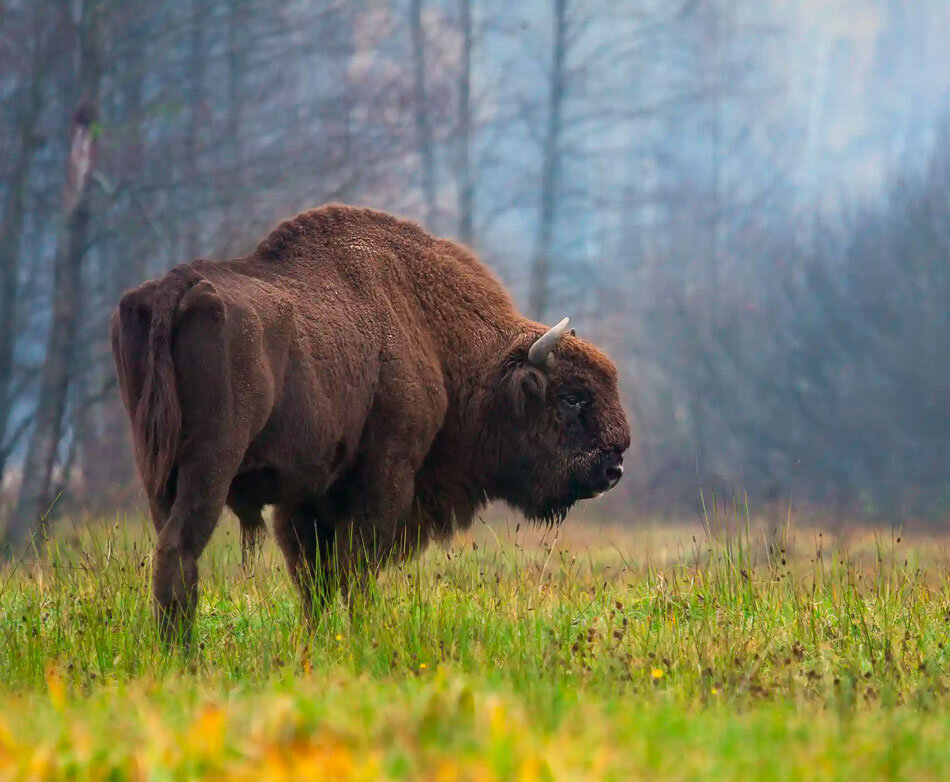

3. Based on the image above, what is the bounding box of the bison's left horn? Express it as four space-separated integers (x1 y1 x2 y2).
528 317 570 368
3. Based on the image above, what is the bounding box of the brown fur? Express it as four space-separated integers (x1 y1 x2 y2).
111 204 630 642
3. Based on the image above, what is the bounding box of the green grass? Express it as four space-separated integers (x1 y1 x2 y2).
3 506 950 779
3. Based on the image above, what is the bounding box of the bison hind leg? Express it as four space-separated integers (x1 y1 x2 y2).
273 503 350 624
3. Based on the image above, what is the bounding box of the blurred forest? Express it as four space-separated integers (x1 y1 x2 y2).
1 0 949 546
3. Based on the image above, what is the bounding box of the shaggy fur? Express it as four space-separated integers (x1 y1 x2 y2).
111 204 630 641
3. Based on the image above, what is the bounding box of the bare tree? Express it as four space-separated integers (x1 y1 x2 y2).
456 0 474 244
182 0 209 260
219 0 249 256
527 0 566 322
7 0 105 549
0 13 51 486
410 0 437 228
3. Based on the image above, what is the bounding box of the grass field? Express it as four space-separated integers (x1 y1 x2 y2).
3 503 950 780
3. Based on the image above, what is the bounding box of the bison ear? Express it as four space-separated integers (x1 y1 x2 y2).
505 365 547 418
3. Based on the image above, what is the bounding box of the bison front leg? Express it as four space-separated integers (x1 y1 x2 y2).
273 504 341 623
329 372 444 607
280 363 444 625
331 452 433 608
276 460 427 626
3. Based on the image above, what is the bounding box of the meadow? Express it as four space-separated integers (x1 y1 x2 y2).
3 501 950 780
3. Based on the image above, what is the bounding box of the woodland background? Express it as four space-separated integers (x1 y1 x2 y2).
1 0 949 547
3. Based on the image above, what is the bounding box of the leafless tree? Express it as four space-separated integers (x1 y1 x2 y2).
9 0 106 548
0 5 57 488
527 0 566 322
456 0 475 244
411 0 437 228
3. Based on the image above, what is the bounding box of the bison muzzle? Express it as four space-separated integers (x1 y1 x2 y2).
111 205 630 643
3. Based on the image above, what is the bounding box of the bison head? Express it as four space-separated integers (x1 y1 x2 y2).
482 317 631 525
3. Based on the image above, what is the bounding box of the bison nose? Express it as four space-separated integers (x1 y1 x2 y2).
605 462 623 490
603 450 624 490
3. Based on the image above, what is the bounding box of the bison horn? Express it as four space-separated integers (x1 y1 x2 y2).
528 317 570 368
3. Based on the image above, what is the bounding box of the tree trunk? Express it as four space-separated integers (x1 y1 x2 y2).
705 0 722 336
77 4 148 503
456 0 474 245
220 0 248 256
0 72 44 486
7 2 104 551
182 0 208 260
410 0 437 229
528 0 566 322
693 0 726 477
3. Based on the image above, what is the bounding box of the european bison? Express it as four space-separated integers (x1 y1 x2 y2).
111 205 630 642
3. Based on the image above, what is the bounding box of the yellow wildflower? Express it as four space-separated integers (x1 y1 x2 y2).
45 664 66 711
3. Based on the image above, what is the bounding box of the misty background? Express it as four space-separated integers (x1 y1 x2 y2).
1 0 949 546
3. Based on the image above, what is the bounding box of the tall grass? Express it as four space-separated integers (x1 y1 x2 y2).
2 502 950 778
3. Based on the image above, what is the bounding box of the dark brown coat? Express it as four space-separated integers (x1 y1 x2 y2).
111 205 629 640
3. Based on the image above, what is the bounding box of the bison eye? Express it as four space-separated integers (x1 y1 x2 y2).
559 393 584 411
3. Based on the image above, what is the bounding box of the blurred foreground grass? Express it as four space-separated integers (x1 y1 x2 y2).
4 504 950 779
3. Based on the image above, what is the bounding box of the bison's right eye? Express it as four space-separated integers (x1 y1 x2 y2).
558 393 585 420
561 394 582 409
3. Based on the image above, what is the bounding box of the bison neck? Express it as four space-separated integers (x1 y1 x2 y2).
414 322 536 537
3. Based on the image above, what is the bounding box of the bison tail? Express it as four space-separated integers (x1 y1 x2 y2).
125 269 203 499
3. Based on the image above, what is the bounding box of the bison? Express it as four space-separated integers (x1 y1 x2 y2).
111 204 630 642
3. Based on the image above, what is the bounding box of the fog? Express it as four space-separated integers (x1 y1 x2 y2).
1 0 948 544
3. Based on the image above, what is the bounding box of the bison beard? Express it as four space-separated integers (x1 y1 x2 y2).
111 205 630 643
